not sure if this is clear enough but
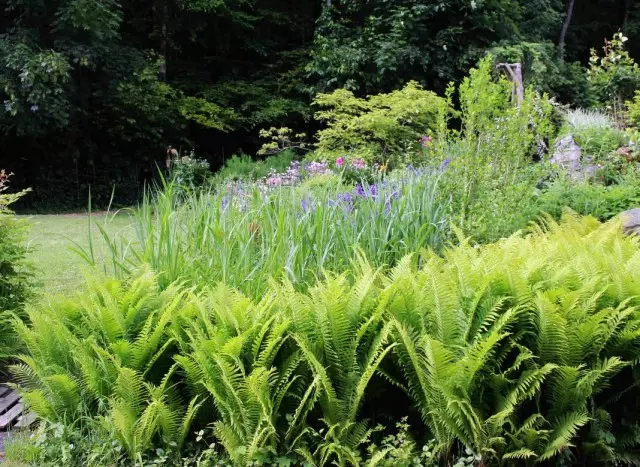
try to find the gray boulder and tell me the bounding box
[551,135,596,181]
[621,208,640,236]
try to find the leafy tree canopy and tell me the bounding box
[0,0,637,210]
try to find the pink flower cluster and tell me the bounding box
[352,159,366,169]
[266,175,283,186]
[264,161,303,187]
[335,157,367,169]
[306,161,333,177]
[419,135,433,148]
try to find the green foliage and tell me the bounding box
[3,430,41,464]
[104,63,186,146]
[562,108,632,183]
[0,0,236,210]
[383,214,640,462]
[488,41,592,106]
[588,33,640,116]
[0,0,637,211]
[0,41,72,136]
[566,110,627,159]
[313,82,446,165]
[0,171,33,366]
[13,215,640,465]
[626,90,640,127]
[308,0,539,95]
[257,127,309,157]
[434,57,555,243]
[538,175,640,220]
[201,76,311,133]
[217,151,298,182]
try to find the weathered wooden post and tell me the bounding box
[498,62,524,106]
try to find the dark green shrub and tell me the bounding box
[0,171,32,365]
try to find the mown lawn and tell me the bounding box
[23,212,133,298]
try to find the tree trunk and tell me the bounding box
[622,0,632,31]
[159,0,169,81]
[558,0,576,59]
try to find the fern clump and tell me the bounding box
[11,214,640,465]
[12,269,201,464]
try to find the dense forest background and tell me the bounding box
[0,0,638,210]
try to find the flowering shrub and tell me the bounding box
[264,160,302,186]
[170,152,210,189]
[419,135,433,147]
[588,33,640,117]
[304,160,333,178]
[258,157,379,188]
[331,157,377,184]
[261,160,333,188]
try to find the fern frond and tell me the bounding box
[540,411,589,461]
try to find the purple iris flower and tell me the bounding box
[384,200,392,215]
[338,192,354,204]
[354,183,379,199]
[440,158,452,171]
[300,197,312,212]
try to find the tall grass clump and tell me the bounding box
[94,169,446,296]
[566,108,616,131]
[10,214,640,465]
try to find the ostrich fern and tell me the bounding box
[12,269,200,461]
[172,284,314,465]
[11,214,640,465]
